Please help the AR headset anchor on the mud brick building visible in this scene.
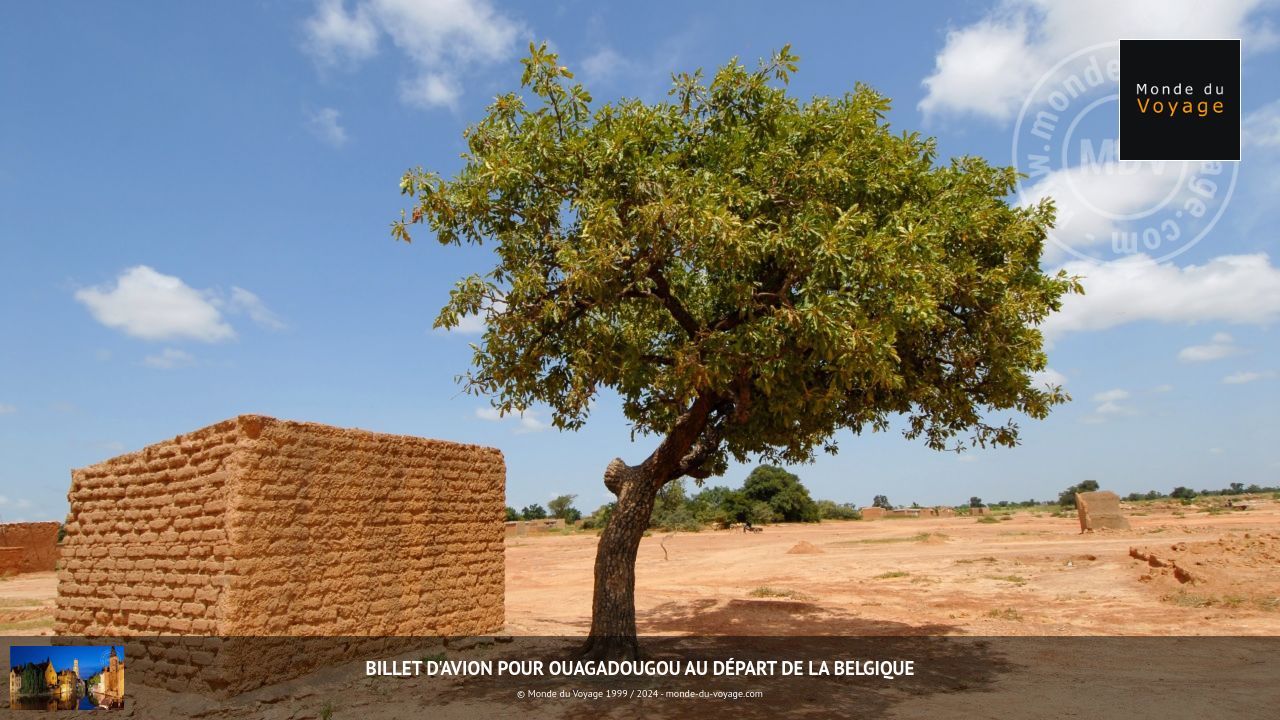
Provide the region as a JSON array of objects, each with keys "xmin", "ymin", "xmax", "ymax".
[
  {"xmin": 0, "ymin": 521, "xmax": 60, "ymax": 573},
  {"xmin": 55, "ymin": 415, "xmax": 505, "ymax": 694}
]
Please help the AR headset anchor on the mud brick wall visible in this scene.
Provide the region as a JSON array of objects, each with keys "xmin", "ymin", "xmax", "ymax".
[
  {"xmin": 0, "ymin": 547, "xmax": 22, "ymax": 575},
  {"xmin": 56, "ymin": 415, "xmax": 505, "ymax": 695},
  {"xmin": 0, "ymin": 521, "xmax": 60, "ymax": 573}
]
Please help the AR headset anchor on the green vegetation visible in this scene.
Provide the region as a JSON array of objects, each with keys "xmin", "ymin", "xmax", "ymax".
[
  {"xmin": 519, "ymin": 504, "xmax": 548, "ymax": 520},
  {"xmin": 748, "ymin": 587, "xmax": 811, "ymax": 600},
  {"xmin": 988, "ymin": 574, "xmax": 1028, "ymax": 585},
  {"xmin": 875, "ymin": 571, "xmax": 910, "ymax": 579},
  {"xmin": 1057, "ymin": 479, "xmax": 1099, "ymax": 506},
  {"xmin": 320, "ymin": 701, "xmax": 334, "ymax": 720},
  {"xmin": 976, "ymin": 515, "xmax": 1000, "ymax": 524},
  {"xmin": 397, "ymin": 41, "xmax": 1076, "ymax": 656},
  {"xmin": 986, "ymin": 607, "xmax": 1022, "ymax": 621},
  {"xmin": 547, "ymin": 494, "xmax": 582, "ymax": 523}
]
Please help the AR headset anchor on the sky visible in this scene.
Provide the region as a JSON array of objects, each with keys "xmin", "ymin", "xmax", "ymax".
[
  {"xmin": 10, "ymin": 645, "xmax": 122, "ymax": 678},
  {"xmin": 1, "ymin": 0, "xmax": 1278, "ymax": 521}
]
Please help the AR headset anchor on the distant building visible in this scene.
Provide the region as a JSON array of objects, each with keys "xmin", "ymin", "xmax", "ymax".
[{"xmin": 96, "ymin": 647, "xmax": 124, "ymax": 702}]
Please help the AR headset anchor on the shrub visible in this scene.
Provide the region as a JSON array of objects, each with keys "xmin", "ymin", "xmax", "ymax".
[{"xmin": 816, "ymin": 500, "xmax": 861, "ymax": 520}]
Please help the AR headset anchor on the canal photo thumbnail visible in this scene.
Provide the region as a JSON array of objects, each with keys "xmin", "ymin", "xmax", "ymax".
[{"xmin": 9, "ymin": 645, "xmax": 124, "ymax": 711}]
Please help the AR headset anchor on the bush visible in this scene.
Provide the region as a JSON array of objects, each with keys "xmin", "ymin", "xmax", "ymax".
[
  {"xmin": 743, "ymin": 466, "xmax": 820, "ymax": 522},
  {"xmin": 504, "ymin": 506, "xmax": 519, "ymax": 521},
  {"xmin": 580, "ymin": 503, "xmax": 615, "ymax": 530},
  {"xmin": 520, "ymin": 503, "xmax": 548, "ymax": 520},
  {"xmin": 816, "ymin": 500, "xmax": 861, "ymax": 520}
]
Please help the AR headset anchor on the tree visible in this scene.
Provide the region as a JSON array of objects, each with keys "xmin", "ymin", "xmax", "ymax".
[
  {"xmin": 969, "ymin": 496, "xmax": 984, "ymax": 508},
  {"xmin": 1170, "ymin": 486, "xmax": 1197, "ymax": 500},
  {"xmin": 872, "ymin": 495, "xmax": 892, "ymax": 510},
  {"xmin": 395, "ymin": 44, "xmax": 1075, "ymax": 659},
  {"xmin": 741, "ymin": 465, "xmax": 819, "ymax": 522},
  {"xmin": 520, "ymin": 503, "xmax": 548, "ymax": 520},
  {"xmin": 548, "ymin": 494, "xmax": 579, "ymax": 520},
  {"xmin": 505, "ymin": 506, "xmax": 519, "ymax": 521},
  {"xmin": 1058, "ymin": 479, "xmax": 1099, "ymax": 506}
]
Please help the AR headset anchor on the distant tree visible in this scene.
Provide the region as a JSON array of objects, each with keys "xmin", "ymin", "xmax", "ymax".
[
  {"xmin": 1228, "ymin": 482, "xmax": 1244, "ymax": 495},
  {"xmin": 1170, "ymin": 486, "xmax": 1197, "ymax": 500},
  {"xmin": 505, "ymin": 506, "xmax": 520, "ymax": 521},
  {"xmin": 1058, "ymin": 480, "xmax": 1100, "ymax": 506},
  {"xmin": 581, "ymin": 503, "xmax": 615, "ymax": 530},
  {"xmin": 548, "ymin": 494, "xmax": 580, "ymax": 520},
  {"xmin": 872, "ymin": 495, "xmax": 892, "ymax": 510},
  {"xmin": 969, "ymin": 496, "xmax": 983, "ymax": 508},
  {"xmin": 816, "ymin": 499, "xmax": 861, "ymax": 520},
  {"xmin": 396, "ymin": 43, "xmax": 1076, "ymax": 659},
  {"xmin": 521, "ymin": 503, "xmax": 548, "ymax": 520},
  {"xmin": 742, "ymin": 465, "xmax": 820, "ymax": 522}
]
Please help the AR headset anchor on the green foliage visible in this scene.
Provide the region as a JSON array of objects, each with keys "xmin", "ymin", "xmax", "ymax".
[
  {"xmin": 581, "ymin": 503, "xmax": 615, "ymax": 530},
  {"xmin": 396, "ymin": 42, "xmax": 1076, "ymax": 478},
  {"xmin": 742, "ymin": 465, "xmax": 820, "ymax": 522},
  {"xmin": 816, "ymin": 499, "xmax": 861, "ymax": 520},
  {"xmin": 1170, "ymin": 486, "xmax": 1198, "ymax": 500},
  {"xmin": 1058, "ymin": 479, "xmax": 1100, "ymax": 506},
  {"xmin": 651, "ymin": 480, "xmax": 703, "ymax": 531},
  {"xmin": 547, "ymin": 494, "xmax": 580, "ymax": 522},
  {"xmin": 872, "ymin": 495, "xmax": 892, "ymax": 509},
  {"xmin": 969, "ymin": 496, "xmax": 983, "ymax": 508},
  {"xmin": 504, "ymin": 506, "xmax": 519, "ymax": 521},
  {"xmin": 520, "ymin": 503, "xmax": 548, "ymax": 520}
]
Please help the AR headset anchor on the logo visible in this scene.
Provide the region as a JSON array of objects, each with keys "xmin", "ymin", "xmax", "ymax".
[{"xmin": 1012, "ymin": 42, "xmax": 1238, "ymax": 263}]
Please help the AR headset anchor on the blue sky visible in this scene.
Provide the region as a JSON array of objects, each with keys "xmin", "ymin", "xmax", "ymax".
[
  {"xmin": 10, "ymin": 645, "xmax": 122, "ymax": 678},
  {"xmin": 2, "ymin": 1, "xmax": 1278, "ymax": 521}
]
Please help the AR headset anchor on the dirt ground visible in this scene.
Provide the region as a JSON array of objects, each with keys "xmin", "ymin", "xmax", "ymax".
[
  {"xmin": 505, "ymin": 499, "xmax": 1280, "ymax": 637},
  {"xmin": 3, "ymin": 499, "xmax": 1278, "ymax": 638},
  {"xmin": 4, "ymin": 500, "xmax": 1278, "ymax": 718}
]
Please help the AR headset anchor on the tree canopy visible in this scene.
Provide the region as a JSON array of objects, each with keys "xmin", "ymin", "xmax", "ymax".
[{"xmin": 396, "ymin": 43, "xmax": 1077, "ymax": 483}]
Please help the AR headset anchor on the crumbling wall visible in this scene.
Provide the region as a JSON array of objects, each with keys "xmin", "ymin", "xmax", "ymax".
[
  {"xmin": 0, "ymin": 547, "xmax": 23, "ymax": 575},
  {"xmin": 860, "ymin": 507, "xmax": 886, "ymax": 520},
  {"xmin": 56, "ymin": 420, "xmax": 239, "ymax": 636},
  {"xmin": 1076, "ymin": 491, "xmax": 1130, "ymax": 532},
  {"xmin": 223, "ymin": 415, "xmax": 505, "ymax": 636},
  {"xmin": 56, "ymin": 415, "xmax": 505, "ymax": 695},
  {"xmin": 0, "ymin": 521, "xmax": 60, "ymax": 573}
]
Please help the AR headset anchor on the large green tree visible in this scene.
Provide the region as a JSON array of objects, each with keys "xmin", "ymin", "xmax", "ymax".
[{"xmin": 394, "ymin": 44, "xmax": 1075, "ymax": 659}]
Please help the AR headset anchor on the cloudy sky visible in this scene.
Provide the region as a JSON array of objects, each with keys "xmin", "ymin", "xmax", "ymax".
[{"xmin": 2, "ymin": 0, "xmax": 1278, "ymax": 521}]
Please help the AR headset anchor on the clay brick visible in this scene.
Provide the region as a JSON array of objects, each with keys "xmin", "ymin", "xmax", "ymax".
[{"xmin": 57, "ymin": 414, "xmax": 505, "ymax": 696}]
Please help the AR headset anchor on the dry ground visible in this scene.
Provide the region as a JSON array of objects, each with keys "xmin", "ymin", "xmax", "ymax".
[
  {"xmin": 3, "ymin": 499, "xmax": 1278, "ymax": 637},
  {"xmin": 4, "ymin": 500, "xmax": 1278, "ymax": 718},
  {"xmin": 505, "ymin": 499, "xmax": 1280, "ymax": 636}
]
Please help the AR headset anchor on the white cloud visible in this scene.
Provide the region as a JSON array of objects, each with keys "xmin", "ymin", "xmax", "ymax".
[
  {"xmin": 75, "ymin": 266, "xmax": 235, "ymax": 342},
  {"xmin": 1222, "ymin": 370, "xmax": 1276, "ymax": 384},
  {"xmin": 306, "ymin": 107, "xmax": 348, "ymax": 147},
  {"xmin": 75, "ymin": 266, "xmax": 284, "ymax": 342},
  {"xmin": 229, "ymin": 287, "xmax": 287, "ymax": 330},
  {"xmin": 143, "ymin": 348, "xmax": 195, "ymax": 370},
  {"xmin": 1178, "ymin": 332, "xmax": 1241, "ymax": 363},
  {"xmin": 474, "ymin": 405, "xmax": 551, "ymax": 433},
  {"xmin": 0, "ymin": 403, "xmax": 15, "ymax": 415},
  {"xmin": 1244, "ymin": 99, "xmax": 1280, "ymax": 150},
  {"xmin": 1030, "ymin": 367, "xmax": 1067, "ymax": 390},
  {"xmin": 1084, "ymin": 388, "xmax": 1136, "ymax": 422},
  {"xmin": 580, "ymin": 47, "xmax": 629, "ymax": 83},
  {"xmin": 302, "ymin": 0, "xmax": 524, "ymax": 109},
  {"xmin": 1041, "ymin": 254, "xmax": 1280, "ymax": 342},
  {"xmin": 1017, "ymin": 162, "xmax": 1188, "ymax": 261},
  {"xmin": 303, "ymin": 0, "xmax": 379, "ymax": 66},
  {"xmin": 920, "ymin": 0, "xmax": 1274, "ymax": 121}
]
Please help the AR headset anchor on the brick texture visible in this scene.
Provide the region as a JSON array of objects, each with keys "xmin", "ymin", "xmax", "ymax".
[
  {"xmin": 0, "ymin": 547, "xmax": 23, "ymax": 575},
  {"xmin": 0, "ymin": 521, "xmax": 60, "ymax": 573},
  {"xmin": 56, "ymin": 415, "xmax": 505, "ymax": 695}
]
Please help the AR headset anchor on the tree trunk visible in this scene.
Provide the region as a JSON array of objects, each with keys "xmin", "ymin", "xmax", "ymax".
[
  {"xmin": 579, "ymin": 397, "xmax": 717, "ymax": 660},
  {"xmin": 580, "ymin": 461, "xmax": 661, "ymax": 660}
]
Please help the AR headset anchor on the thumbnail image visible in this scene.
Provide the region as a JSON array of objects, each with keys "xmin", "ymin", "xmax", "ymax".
[{"xmin": 9, "ymin": 646, "xmax": 124, "ymax": 711}]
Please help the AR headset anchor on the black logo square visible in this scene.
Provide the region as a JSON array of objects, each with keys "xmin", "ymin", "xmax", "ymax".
[{"xmin": 1120, "ymin": 39, "xmax": 1240, "ymax": 161}]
